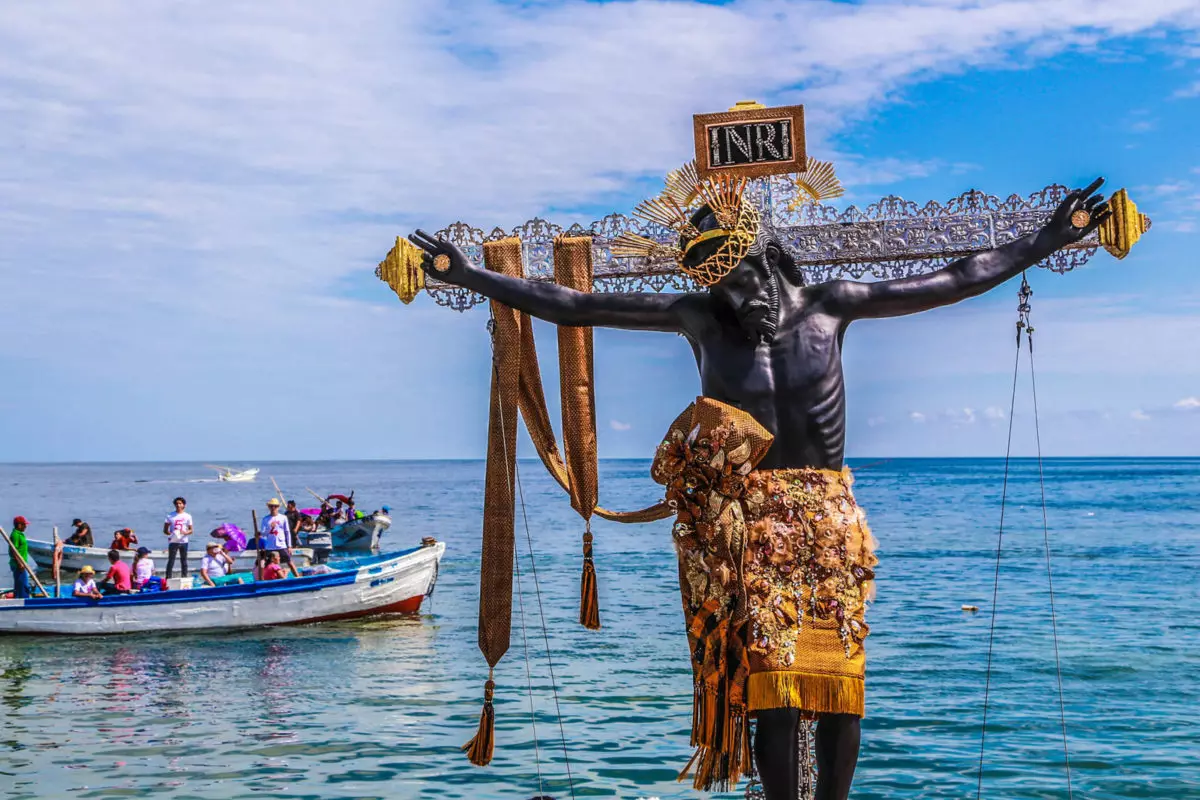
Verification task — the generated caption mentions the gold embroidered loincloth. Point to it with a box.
[651,397,877,790]
[743,467,876,716]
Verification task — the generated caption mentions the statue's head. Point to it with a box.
[682,205,801,343]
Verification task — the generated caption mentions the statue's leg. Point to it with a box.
[814,713,860,800]
[754,708,799,800]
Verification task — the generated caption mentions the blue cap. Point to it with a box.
[381,505,391,513]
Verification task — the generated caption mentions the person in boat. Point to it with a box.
[163,496,193,579]
[331,500,347,526]
[285,499,301,534]
[259,499,300,578]
[315,502,333,529]
[199,541,235,587]
[7,516,31,599]
[72,565,103,600]
[66,519,93,548]
[98,550,133,595]
[110,527,138,550]
[132,546,155,590]
[260,550,286,581]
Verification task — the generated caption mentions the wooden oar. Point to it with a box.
[52,526,61,596]
[305,487,327,504]
[270,476,288,507]
[0,526,49,598]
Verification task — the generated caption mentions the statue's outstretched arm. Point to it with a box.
[825,178,1111,320]
[408,230,687,332]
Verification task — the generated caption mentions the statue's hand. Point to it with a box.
[1040,177,1112,250]
[407,229,476,287]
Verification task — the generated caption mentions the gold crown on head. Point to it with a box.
[611,160,763,287]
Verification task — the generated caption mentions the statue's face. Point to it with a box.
[684,205,781,341]
[710,257,774,338]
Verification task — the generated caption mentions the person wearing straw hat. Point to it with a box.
[72,565,102,600]
[259,499,299,578]
[7,516,31,599]
[199,540,235,587]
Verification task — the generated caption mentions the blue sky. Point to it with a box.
[1,0,1198,462]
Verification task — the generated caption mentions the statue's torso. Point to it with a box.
[682,287,847,470]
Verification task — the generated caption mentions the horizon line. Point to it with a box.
[3,455,1199,466]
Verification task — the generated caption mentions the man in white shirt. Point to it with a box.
[163,496,194,579]
[259,499,299,578]
[199,540,235,587]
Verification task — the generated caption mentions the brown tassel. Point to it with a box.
[462,677,496,766]
[579,529,601,630]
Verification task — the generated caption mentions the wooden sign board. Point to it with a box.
[693,104,806,180]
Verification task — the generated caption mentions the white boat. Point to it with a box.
[0,541,445,635]
[206,465,260,482]
[324,512,391,552]
[24,539,314,575]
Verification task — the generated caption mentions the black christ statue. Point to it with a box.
[409,178,1110,800]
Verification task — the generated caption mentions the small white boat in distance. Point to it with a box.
[0,541,445,635]
[206,465,260,482]
[24,539,313,575]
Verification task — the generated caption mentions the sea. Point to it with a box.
[0,458,1196,800]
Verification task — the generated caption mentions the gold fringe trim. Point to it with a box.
[677,698,751,792]
[747,670,864,717]
[462,677,496,766]
[579,530,600,630]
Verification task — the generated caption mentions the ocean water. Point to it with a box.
[0,458,1196,799]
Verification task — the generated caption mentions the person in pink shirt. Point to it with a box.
[260,550,286,581]
[98,550,133,594]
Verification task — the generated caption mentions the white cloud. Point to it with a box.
[909,411,927,423]
[984,406,1007,421]
[609,420,632,431]
[1175,396,1200,410]
[0,0,1199,458]
[867,415,887,427]
[1174,80,1200,97]
[1131,409,1152,420]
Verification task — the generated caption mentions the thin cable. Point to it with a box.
[1028,338,1075,799]
[975,293,1025,800]
[489,315,577,799]
[514,460,578,799]
[492,333,545,797]
[512,501,545,796]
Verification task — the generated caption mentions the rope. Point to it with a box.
[490,315,577,800]
[974,275,1026,800]
[514,456,578,799]
[513,523,546,795]
[975,272,1074,798]
[1027,321,1076,799]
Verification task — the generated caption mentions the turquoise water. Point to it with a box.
[0,458,1197,799]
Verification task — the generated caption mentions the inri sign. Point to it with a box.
[692,104,807,180]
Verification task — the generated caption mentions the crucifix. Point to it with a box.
[378,101,1149,800]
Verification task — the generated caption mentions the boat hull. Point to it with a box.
[0,542,444,635]
[25,539,314,575]
[218,468,259,482]
[323,513,391,552]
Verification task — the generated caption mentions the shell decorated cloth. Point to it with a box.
[650,397,878,792]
